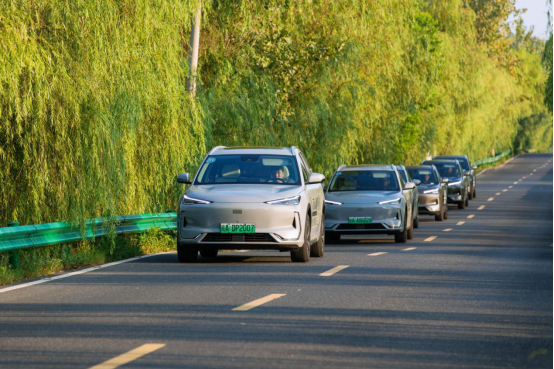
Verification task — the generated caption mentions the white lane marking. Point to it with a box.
[232,294,286,311]
[457,221,466,225]
[467,214,475,219]
[424,236,437,242]
[477,169,489,177]
[509,185,513,189]
[529,173,534,176]
[533,169,537,172]
[513,182,518,185]
[402,247,417,251]
[89,344,166,369]
[0,253,173,294]
[502,189,508,192]
[478,205,485,210]
[367,252,387,256]
[320,265,349,277]
[487,197,494,202]
[443,228,452,232]
[495,192,501,196]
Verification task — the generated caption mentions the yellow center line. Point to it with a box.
[367,252,387,256]
[457,221,465,225]
[424,236,437,242]
[478,205,485,210]
[443,228,452,232]
[487,197,494,202]
[402,247,417,251]
[320,265,349,277]
[89,344,166,369]
[232,294,286,311]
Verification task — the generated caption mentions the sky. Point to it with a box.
[515,0,552,39]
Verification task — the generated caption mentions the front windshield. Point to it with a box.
[426,163,460,178]
[329,170,400,192]
[195,155,301,185]
[407,168,438,185]
[437,157,469,170]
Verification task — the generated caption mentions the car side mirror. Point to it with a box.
[404,182,416,190]
[441,178,449,184]
[472,165,477,170]
[177,173,191,184]
[464,171,471,176]
[308,173,325,184]
[412,179,421,186]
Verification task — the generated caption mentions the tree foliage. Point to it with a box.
[0,0,550,227]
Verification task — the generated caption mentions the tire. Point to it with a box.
[200,249,218,258]
[311,213,325,257]
[177,243,198,263]
[413,207,419,229]
[291,215,311,262]
[435,201,444,221]
[326,232,340,244]
[468,189,473,200]
[444,206,448,220]
[465,196,469,207]
[473,188,477,198]
[458,196,466,209]
[395,226,408,243]
[407,219,414,240]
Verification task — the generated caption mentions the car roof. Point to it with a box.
[210,146,295,156]
[406,165,437,170]
[422,159,459,164]
[434,155,468,160]
[337,164,395,171]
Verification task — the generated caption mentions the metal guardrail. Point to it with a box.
[473,150,511,166]
[0,213,177,255]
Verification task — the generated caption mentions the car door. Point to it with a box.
[398,170,412,228]
[298,152,321,242]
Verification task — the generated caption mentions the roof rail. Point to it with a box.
[208,146,226,155]
[337,165,346,171]
[290,146,297,155]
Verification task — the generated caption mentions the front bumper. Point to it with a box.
[447,186,463,203]
[418,193,441,215]
[325,204,403,235]
[178,202,305,249]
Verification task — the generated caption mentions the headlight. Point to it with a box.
[182,195,212,205]
[265,195,300,205]
[448,181,462,186]
[324,199,342,206]
[424,188,439,194]
[378,197,401,205]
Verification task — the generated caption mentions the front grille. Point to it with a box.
[201,233,276,243]
[337,223,386,230]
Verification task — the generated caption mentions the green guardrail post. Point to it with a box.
[7,222,21,269]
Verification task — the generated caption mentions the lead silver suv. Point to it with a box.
[176,146,326,263]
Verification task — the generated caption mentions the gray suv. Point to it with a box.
[433,155,477,199]
[421,159,470,209]
[324,165,416,243]
[176,146,326,263]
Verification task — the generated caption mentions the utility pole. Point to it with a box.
[186,3,201,95]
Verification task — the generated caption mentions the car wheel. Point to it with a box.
[291,215,310,262]
[465,195,469,207]
[444,206,448,220]
[458,197,466,209]
[435,201,444,221]
[200,249,218,258]
[178,243,198,263]
[473,188,477,198]
[326,232,340,244]
[413,207,419,229]
[407,219,414,240]
[468,189,473,200]
[395,226,408,243]
[311,213,325,257]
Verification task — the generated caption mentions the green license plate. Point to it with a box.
[349,217,372,224]
[220,223,255,233]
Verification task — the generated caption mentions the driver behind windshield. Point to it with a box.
[269,165,286,183]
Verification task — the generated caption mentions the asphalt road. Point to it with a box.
[0,154,552,369]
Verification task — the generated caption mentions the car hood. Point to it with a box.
[417,184,439,192]
[325,191,401,205]
[445,177,463,184]
[186,184,302,203]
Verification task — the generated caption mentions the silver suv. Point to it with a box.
[176,146,326,263]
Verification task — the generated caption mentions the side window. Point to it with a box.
[299,152,311,173]
[398,173,405,189]
[300,163,310,183]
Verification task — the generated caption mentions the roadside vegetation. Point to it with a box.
[0,0,551,282]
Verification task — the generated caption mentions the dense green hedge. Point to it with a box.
[0,0,550,226]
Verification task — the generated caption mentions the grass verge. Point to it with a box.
[0,228,176,286]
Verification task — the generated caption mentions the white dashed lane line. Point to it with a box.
[487,197,494,202]
[467,214,475,219]
[495,192,501,195]
[89,344,166,369]
[402,247,417,251]
[424,236,437,242]
[443,228,452,232]
[478,205,485,210]
[502,189,508,192]
[457,221,466,226]
[232,294,287,311]
[320,265,349,277]
[367,252,387,257]
[509,185,513,188]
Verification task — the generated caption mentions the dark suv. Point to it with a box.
[434,155,477,199]
[421,159,470,209]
